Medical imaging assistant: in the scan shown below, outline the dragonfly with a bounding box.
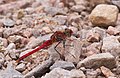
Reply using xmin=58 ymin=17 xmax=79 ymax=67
xmin=16 ymin=28 xmax=73 ymax=63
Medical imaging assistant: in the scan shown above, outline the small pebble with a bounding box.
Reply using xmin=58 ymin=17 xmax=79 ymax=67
xmin=3 ymin=18 xmax=15 ymax=27
xmin=16 ymin=63 xmax=26 ymax=72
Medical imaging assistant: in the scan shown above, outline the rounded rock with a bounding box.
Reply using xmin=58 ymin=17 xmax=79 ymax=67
xmin=89 ymin=4 xmax=119 ymax=27
xmin=3 ymin=18 xmax=15 ymax=27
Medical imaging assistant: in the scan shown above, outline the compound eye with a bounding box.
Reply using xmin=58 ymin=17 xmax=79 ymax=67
xmin=64 ymin=28 xmax=73 ymax=37
xmin=67 ymin=32 xmax=71 ymax=37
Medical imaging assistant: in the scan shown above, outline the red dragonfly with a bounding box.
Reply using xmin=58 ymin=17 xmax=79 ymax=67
xmin=16 ymin=28 xmax=73 ymax=63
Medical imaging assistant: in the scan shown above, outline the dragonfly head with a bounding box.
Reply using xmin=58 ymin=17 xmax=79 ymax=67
xmin=64 ymin=28 xmax=73 ymax=37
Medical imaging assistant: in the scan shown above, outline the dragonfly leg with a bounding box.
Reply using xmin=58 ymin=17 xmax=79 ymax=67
xmin=62 ymin=41 xmax=75 ymax=59
xmin=54 ymin=41 xmax=65 ymax=60
xmin=63 ymin=40 xmax=74 ymax=48
xmin=63 ymin=40 xmax=66 ymax=48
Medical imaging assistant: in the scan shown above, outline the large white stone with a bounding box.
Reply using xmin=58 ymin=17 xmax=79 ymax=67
xmin=77 ymin=53 xmax=116 ymax=69
xmin=89 ymin=4 xmax=119 ymax=27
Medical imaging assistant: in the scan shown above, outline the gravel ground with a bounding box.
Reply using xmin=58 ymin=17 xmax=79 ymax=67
xmin=0 ymin=0 xmax=120 ymax=78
